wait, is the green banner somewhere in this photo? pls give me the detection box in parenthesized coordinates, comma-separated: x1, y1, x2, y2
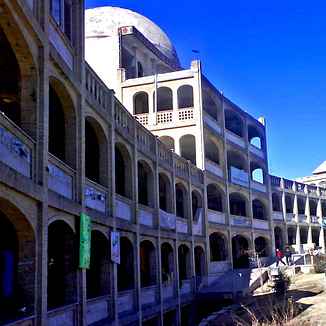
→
(79, 213, 91, 269)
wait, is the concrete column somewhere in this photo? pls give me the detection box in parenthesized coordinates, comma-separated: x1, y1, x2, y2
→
(308, 225, 313, 244)
(305, 197, 311, 223)
(319, 228, 325, 254)
(296, 225, 301, 245)
(293, 194, 299, 222)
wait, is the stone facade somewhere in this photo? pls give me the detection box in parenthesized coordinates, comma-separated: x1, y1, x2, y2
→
(0, 2, 325, 326)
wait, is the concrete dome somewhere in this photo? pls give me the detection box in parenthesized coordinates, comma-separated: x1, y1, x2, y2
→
(85, 6, 181, 67)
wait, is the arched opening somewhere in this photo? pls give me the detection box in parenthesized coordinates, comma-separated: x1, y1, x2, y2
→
(86, 231, 110, 299)
(161, 242, 174, 283)
(310, 200, 317, 216)
(0, 27, 21, 126)
(138, 160, 154, 207)
(232, 235, 249, 269)
(48, 220, 77, 309)
(204, 136, 220, 165)
(178, 245, 191, 284)
(207, 184, 223, 212)
(227, 151, 245, 171)
(140, 240, 157, 287)
(159, 173, 172, 213)
(85, 118, 108, 186)
(322, 201, 326, 217)
(312, 229, 320, 246)
(248, 125, 263, 149)
(159, 136, 175, 151)
(209, 232, 227, 261)
(117, 237, 135, 291)
(156, 87, 173, 111)
(178, 85, 193, 109)
(180, 135, 196, 165)
(134, 92, 149, 114)
(300, 228, 308, 244)
(274, 226, 283, 250)
(194, 246, 205, 277)
(252, 199, 266, 220)
(297, 197, 305, 215)
(255, 237, 268, 257)
(272, 193, 282, 211)
(288, 227, 296, 245)
(250, 162, 264, 184)
(115, 143, 133, 199)
(285, 195, 294, 214)
(49, 80, 76, 168)
(229, 193, 247, 217)
(175, 183, 188, 218)
(202, 89, 218, 120)
(225, 110, 243, 137)
(192, 190, 202, 221)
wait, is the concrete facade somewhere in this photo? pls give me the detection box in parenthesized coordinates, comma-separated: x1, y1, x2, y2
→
(0, 2, 325, 326)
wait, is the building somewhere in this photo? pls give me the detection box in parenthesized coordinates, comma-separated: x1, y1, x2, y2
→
(0, 2, 325, 325)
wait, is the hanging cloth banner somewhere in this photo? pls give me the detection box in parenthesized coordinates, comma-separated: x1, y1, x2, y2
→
(111, 231, 120, 264)
(79, 213, 92, 269)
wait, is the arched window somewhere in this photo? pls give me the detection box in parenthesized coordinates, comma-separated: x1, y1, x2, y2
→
(310, 200, 317, 216)
(250, 162, 264, 184)
(161, 242, 174, 283)
(227, 151, 245, 171)
(288, 227, 296, 245)
(178, 245, 191, 283)
(272, 193, 281, 211)
(207, 184, 223, 212)
(117, 237, 135, 291)
(48, 220, 77, 309)
(297, 197, 305, 215)
(138, 161, 154, 207)
(202, 89, 218, 120)
(248, 125, 263, 149)
(192, 190, 202, 221)
(252, 199, 266, 220)
(176, 183, 188, 218)
(159, 136, 175, 151)
(300, 228, 308, 244)
(134, 92, 149, 114)
(209, 233, 226, 261)
(255, 237, 268, 257)
(180, 135, 196, 165)
(232, 235, 249, 269)
(156, 87, 173, 111)
(178, 85, 193, 109)
(159, 173, 172, 212)
(229, 193, 247, 216)
(140, 240, 157, 287)
(204, 136, 220, 165)
(274, 226, 283, 250)
(225, 110, 243, 137)
(285, 195, 293, 214)
(87, 231, 111, 298)
(194, 246, 205, 277)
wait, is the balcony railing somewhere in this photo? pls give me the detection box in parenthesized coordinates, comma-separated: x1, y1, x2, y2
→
(86, 294, 112, 325)
(0, 113, 35, 179)
(117, 289, 136, 314)
(85, 179, 108, 213)
(140, 285, 158, 305)
(48, 154, 75, 200)
(115, 194, 132, 221)
(47, 303, 78, 326)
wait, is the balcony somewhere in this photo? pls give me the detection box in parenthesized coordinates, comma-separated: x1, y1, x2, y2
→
(251, 180, 267, 193)
(48, 154, 75, 200)
(47, 303, 78, 326)
(139, 205, 154, 227)
(159, 209, 176, 229)
(207, 210, 226, 224)
(210, 261, 231, 274)
(225, 130, 245, 148)
(286, 213, 295, 222)
(298, 215, 308, 223)
(203, 112, 222, 134)
(0, 113, 34, 179)
(140, 286, 158, 306)
(249, 144, 265, 159)
(205, 158, 223, 178)
(85, 179, 107, 213)
(253, 219, 269, 230)
(273, 211, 283, 221)
(162, 282, 176, 300)
(115, 195, 132, 221)
(230, 215, 250, 227)
(86, 295, 112, 325)
(117, 290, 136, 314)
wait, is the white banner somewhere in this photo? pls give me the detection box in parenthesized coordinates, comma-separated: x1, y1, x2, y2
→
(111, 232, 120, 264)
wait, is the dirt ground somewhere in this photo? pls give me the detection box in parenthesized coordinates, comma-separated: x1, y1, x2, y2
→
(206, 271, 326, 325)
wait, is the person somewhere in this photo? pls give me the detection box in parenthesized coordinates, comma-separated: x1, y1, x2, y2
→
(284, 244, 292, 265)
(276, 248, 286, 267)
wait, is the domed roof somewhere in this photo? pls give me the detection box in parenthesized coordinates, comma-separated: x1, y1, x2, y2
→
(85, 6, 181, 67)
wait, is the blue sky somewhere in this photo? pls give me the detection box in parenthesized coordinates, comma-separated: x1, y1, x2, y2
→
(85, 0, 326, 179)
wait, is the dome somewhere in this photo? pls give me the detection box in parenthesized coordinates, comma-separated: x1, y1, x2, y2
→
(85, 6, 181, 68)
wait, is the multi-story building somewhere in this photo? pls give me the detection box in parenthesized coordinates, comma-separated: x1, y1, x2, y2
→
(0, 2, 325, 325)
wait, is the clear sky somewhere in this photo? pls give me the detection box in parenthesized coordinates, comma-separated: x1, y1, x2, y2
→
(85, 0, 326, 180)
